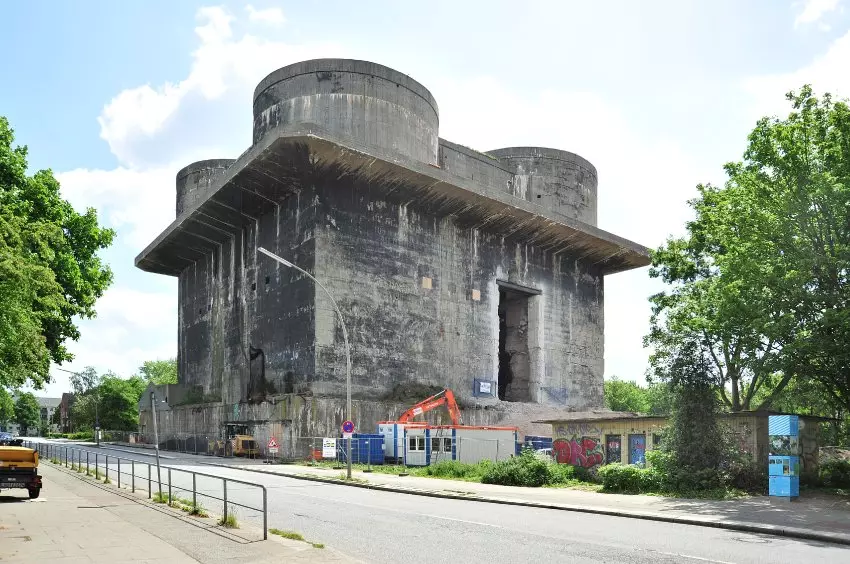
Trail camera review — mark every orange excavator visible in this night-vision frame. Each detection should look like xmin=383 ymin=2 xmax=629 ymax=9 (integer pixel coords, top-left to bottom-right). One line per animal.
xmin=397 ymin=389 xmax=462 ymax=425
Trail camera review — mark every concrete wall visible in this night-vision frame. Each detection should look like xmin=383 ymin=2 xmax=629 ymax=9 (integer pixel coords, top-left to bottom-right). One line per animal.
xmin=253 ymin=59 xmax=440 ymax=165
xmin=310 ymin=174 xmax=605 ymax=408
xmin=177 ymin=189 xmax=319 ymax=404
xmin=175 ymin=160 xmax=235 ymax=216
xmin=487 ymin=147 xmax=598 ymax=226
xmin=138 ymin=395 xmax=541 ymax=460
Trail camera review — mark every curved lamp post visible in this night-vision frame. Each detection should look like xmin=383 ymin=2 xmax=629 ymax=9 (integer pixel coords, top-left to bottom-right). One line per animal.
xmin=257 ymin=247 xmax=353 ymax=480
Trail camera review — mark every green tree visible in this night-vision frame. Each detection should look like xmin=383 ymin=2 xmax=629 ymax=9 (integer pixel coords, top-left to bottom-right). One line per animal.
xmin=14 ymin=392 xmax=40 ymax=435
xmin=138 ymin=359 xmax=178 ymax=385
xmin=604 ymin=376 xmax=649 ymax=413
xmin=0 ymin=117 xmax=114 ymax=389
xmin=647 ymin=86 xmax=850 ymax=412
xmin=657 ymin=340 xmax=726 ymax=489
xmin=71 ymin=371 xmax=146 ymax=431
xmin=645 ymin=383 xmax=675 ymax=416
xmin=0 ymin=387 xmax=14 ymax=428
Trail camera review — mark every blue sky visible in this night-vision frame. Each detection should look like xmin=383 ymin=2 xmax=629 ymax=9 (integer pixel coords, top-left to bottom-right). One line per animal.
xmin=3 ymin=0 xmax=849 ymax=397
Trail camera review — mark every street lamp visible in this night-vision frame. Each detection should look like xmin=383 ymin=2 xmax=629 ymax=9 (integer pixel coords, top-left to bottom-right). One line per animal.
xmin=257 ymin=247 xmax=353 ymax=480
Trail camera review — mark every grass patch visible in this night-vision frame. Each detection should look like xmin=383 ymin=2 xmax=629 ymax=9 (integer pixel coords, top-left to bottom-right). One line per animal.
xmin=336 ymin=473 xmax=368 ymax=483
xmin=152 ymin=491 xmax=170 ymax=504
xmin=103 ymin=476 xmax=111 ymax=485
xmin=218 ymin=510 xmax=238 ymax=529
xmin=269 ymin=528 xmax=325 ymax=549
xmin=270 ymin=528 xmax=304 ymax=541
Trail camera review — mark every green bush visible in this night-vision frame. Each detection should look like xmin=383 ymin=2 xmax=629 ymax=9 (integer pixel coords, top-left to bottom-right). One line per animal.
xmin=819 ymin=459 xmax=850 ymax=488
xmin=482 ymin=450 xmax=550 ymax=487
xmin=546 ymin=462 xmax=577 ymax=484
xmin=598 ymin=463 xmax=664 ymax=493
xmin=422 ymin=460 xmax=492 ymax=480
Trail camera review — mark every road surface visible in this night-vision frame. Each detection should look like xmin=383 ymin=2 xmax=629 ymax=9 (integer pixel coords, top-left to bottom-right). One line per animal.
xmin=33 ymin=441 xmax=850 ymax=564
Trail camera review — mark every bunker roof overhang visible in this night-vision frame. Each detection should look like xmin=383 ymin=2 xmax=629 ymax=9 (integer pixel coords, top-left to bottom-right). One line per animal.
xmin=135 ymin=123 xmax=651 ymax=276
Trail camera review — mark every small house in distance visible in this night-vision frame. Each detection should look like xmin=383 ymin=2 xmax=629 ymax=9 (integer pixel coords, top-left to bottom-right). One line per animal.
xmin=535 ymin=410 xmax=828 ymax=479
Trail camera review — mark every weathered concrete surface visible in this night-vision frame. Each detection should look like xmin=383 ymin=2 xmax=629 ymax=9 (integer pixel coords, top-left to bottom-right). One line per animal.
xmin=135 ymin=59 xmax=650 ymax=442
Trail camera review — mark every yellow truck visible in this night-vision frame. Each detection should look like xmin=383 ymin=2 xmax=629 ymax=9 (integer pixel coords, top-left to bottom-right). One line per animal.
xmin=0 ymin=445 xmax=43 ymax=499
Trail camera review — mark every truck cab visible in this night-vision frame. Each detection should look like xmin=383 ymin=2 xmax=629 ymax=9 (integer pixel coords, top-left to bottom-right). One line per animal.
xmin=0 ymin=445 xmax=42 ymax=499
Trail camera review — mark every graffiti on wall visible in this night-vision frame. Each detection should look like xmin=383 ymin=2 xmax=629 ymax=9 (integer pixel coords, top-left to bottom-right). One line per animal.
xmin=554 ymin=423 xmax=602 ymax=438
xmin=553 ymin=436 xmax=604 ymax=468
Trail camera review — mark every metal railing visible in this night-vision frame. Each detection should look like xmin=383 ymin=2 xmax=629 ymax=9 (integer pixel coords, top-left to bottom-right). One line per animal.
xmin=26 ymin=441 xmax=268 ymax=540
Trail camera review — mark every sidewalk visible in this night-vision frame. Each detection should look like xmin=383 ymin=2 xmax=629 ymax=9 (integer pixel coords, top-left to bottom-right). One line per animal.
xmin=217 ymin=459 xmax=850 ymax=545
xmin=0 ymin=464 xmax=356 ymax=563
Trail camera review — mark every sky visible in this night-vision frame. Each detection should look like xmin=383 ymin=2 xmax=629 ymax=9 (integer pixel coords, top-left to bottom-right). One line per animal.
xmin=2 ymin=0 xmax=849 ymax=397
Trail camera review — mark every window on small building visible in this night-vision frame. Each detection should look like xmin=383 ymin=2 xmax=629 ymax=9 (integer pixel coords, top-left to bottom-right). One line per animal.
xmin=443 ymin=438 xmax=452 ymax=452
xmin=408 ymin=436 xmax=425 ymax=451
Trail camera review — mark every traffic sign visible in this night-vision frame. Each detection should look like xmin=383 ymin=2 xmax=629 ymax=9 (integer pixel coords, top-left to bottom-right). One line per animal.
xmin=342 ymin=420 xmax=355 ymax=434
xmin=268 ymin=437 xmax=279 ymax=453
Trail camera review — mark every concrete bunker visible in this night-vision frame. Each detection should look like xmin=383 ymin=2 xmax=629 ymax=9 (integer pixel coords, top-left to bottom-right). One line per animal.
xmin=135 ymin=58 xmax=652 ymax=456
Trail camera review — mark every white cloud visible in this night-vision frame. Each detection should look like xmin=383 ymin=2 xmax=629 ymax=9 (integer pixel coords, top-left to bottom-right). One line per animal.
xmin=58 ymin=166 xmax=176 ymax=250
xmin=744 ymin=28 xmax=850 ymax=120
xmin=794 ymin=0 xmax=841 ymax=28
xmin=246 ymin=4 xmax=286 ymax=25
xmin=97 ymin=6 xmax=340 ymax=168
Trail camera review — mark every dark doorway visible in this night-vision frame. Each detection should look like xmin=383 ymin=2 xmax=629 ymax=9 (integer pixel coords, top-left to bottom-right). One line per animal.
xmin=497 ymin=285 xmax=532 ymax=402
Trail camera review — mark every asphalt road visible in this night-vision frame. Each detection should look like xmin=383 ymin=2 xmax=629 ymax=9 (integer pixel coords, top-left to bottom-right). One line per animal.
xmin=32 ymin=441 xmax=850 ymax=564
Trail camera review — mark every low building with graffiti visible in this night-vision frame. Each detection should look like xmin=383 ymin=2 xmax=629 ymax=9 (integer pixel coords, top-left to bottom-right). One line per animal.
xmin=536 ymin=411 xmax=827 ymax=478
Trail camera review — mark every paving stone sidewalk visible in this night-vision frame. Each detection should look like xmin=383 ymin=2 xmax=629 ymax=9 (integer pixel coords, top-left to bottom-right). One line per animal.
xmin=0 ymin=463 xmax=356 ymax=563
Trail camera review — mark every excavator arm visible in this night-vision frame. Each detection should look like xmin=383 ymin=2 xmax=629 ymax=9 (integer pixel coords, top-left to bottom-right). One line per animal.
xmin=397 ymin=389 xmax=461 ymax=425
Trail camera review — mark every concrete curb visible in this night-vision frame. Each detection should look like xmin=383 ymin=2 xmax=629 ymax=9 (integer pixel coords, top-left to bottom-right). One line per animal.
xmin=204 ymin=462 xmax=850 ymax=547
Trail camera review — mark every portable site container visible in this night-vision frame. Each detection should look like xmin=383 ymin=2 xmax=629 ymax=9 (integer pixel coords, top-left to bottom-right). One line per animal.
xmin=340 ymin=434 xmax=385 ymax=465
xmin=377 ymin=422 xmax=426 ymax=462
xmin=402 ymin=425 xmax=519 ymax=467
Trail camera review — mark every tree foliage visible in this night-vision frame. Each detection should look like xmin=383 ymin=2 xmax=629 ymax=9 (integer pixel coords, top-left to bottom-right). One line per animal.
xmin=138 ymin=359 xmax=177 ymax=385
xmin=14 ymin=392 xmax=40 ymax=435
xmin=0 ymin=116 xmax=114 ymax=389
xmin=604 ymin=376 xmax=674 ymax=415
xmin=647 ymin=86 xmax=850 ymax=412
xmin=70 ymin=367 xmax=146 ymax=431
xmin=0 ymin=387 xmax=14 ymax=427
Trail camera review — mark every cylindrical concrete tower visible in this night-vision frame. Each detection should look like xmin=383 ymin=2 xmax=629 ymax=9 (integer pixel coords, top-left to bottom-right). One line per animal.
xmin=487 ymin=147 xmax=598 ymax=226
xmin=252 ymin=59 xmax=440 ymax=166
xmin=176 ymin=159 xmax=235 ymax=216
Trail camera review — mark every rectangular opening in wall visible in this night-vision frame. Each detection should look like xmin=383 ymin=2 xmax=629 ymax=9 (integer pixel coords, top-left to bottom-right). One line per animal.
xmin=497 ymin=281 xmax=538 ymax=402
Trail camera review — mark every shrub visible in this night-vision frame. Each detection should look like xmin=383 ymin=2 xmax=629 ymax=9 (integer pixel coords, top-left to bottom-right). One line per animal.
xmin=546 ymin=463 xmax=576 ymax=485
xmin=422 ymin=460 xmax=491 ymax=480
xmin=598 ymin=463 xmax=664 ymax=493
xmin=819 ymin=459 xmax=850 ymax=488
xmin=726 ymin=460 xmax=767 ymax=493
xmin=482 ymin=449 xmax=550 ymax=487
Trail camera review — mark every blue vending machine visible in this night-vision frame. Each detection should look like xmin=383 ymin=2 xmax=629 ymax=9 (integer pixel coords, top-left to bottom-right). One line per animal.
xmin=768 ymin=415 xmax=800 ymax=501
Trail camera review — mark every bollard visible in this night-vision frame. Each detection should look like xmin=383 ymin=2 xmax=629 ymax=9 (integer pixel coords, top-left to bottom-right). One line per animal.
xmin=118 ymin=458 xmax=121 ymax=488
xmin=106 ymin=456 xmax=109 ymax=481
xmin=263 ymin=487 xmax=268 ymax=540
xmin=223 ymin=480 xmax=228 ymax=522
xmin=132 ymin=460 xmax=135 ymax=493
xmin=148 ymin=465 xmax=152 ymax=498
xmin=364 ymin=439 xmax=373 ymax=473
xmin=192 ymin=473 xmax=197 ymax=509
xmin=168 ymin=468 xmax=172 ymax=503
xmin=87 ymin=451 xmax=90 ymax=474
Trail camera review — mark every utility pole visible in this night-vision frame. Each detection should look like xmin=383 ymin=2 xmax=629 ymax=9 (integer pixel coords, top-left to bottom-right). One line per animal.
xmin=150 ymin=392 xmax=163 ymax=499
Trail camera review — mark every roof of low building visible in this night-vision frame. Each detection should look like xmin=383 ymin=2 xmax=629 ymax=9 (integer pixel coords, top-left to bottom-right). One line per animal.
xmin=533 ymin=410 xmax=834 ymax=424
